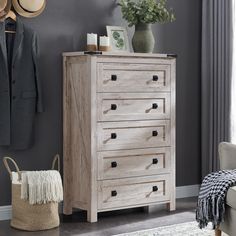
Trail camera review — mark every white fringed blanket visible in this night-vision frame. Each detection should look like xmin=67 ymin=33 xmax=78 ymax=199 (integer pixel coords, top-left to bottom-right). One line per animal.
xmin=21 ymin=170 xmax=63 ymax=205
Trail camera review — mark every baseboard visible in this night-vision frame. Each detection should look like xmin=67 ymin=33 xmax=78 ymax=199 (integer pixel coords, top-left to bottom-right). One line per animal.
xmin=0 ymin=184 xmax=199 ymax=221
xmin=176 ymin=184 xmax=200 ymax=199
xmin=0 ymin=205 xmax=11 ymax=221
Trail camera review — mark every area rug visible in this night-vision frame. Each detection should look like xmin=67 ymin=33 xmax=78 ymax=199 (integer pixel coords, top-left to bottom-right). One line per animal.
xmin=114 ymin=221 xmax=228 ymax=236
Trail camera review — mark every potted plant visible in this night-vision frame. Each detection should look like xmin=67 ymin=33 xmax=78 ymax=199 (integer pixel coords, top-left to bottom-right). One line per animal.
xmin=119 ymin=0 xmax=175 ymax=53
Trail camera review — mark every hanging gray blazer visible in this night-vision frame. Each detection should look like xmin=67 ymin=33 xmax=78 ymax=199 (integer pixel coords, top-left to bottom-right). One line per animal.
xmin=0 ymin=19 xmax=43 ymax=150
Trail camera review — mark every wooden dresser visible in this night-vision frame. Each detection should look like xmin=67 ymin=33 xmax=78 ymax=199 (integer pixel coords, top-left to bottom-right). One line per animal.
xmin=63 ymin=52 xmax=176 ymax=222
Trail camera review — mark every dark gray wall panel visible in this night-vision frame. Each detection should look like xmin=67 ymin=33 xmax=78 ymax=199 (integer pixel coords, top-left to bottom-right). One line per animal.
xmin=154 ymin=0 xmax=202 ymax=187
xmin=0 ymin=0 xmax=201 ymax=205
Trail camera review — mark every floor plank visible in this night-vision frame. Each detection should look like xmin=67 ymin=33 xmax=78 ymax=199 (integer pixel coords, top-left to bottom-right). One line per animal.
xmin=0 ymin=197 xmax=197 ymax=236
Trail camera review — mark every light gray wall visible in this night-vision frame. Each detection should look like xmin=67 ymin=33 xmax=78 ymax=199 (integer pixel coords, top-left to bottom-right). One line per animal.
xmin=0 ymin=0 xmax=201 ymax=206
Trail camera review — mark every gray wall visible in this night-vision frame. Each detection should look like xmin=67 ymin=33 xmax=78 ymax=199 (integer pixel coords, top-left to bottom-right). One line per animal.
xmin=0 ymin=0 xmax=201 ymax=206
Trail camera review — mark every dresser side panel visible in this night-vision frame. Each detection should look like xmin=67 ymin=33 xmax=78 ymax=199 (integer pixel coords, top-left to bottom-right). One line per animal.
xmin=63 ymin=56 xmax=73 ymax=214
xmin=88 ymin=56 xmax=98 ymax=222
xmin=169 ymin=58 xmax=176 ymax=211
xmin=63 ymin=56 xmax=92 ymax=212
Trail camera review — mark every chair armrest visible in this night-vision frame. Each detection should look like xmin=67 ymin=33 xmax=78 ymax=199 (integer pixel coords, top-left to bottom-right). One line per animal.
xmin=219 ymin=142 xmax=236 ymax=170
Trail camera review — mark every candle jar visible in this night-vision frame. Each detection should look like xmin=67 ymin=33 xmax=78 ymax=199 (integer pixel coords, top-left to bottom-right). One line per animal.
xmin=87 ymin=33 xmax=98 ymax=51
xmin=99 ymin=36 xmax=110 ymax=51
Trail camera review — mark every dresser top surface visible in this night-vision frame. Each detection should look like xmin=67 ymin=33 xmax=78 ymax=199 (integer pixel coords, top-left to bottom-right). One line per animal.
xmin=63 ymin=51 xmax=177 ymax=59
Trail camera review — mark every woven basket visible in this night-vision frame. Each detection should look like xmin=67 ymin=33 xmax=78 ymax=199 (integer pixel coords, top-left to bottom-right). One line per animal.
xmin=3 ymin=155 xmax=61 ymax=231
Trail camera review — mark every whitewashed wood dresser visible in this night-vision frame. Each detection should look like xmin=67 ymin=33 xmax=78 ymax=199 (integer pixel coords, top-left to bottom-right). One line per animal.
xmin=63 ymin=52 xmax=176 ymax=222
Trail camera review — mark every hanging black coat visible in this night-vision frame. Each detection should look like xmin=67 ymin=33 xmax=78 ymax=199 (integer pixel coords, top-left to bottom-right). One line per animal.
xmin=0 ymin=19 xmax=43 ymax=150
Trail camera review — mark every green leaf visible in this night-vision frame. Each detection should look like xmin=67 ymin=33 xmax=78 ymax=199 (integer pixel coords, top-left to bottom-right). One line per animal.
xmin=119 ymin=0 xmax=176 ymax=26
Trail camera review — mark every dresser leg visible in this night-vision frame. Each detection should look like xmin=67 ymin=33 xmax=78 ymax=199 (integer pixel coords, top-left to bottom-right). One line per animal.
xmin=167 ymin=200 xmax=176 ymax=211
xmin=87 ymin=210 xmax=98 ymax=223
xmin=63 ymin=201 xmax=73 ymax=215
xmin=143 ymin=206 xmax=150 ymax=213
xmin=143 ymin=205 xmax=165 ymax=213
xmin=215 ymin=228 xmax=222 ymax=236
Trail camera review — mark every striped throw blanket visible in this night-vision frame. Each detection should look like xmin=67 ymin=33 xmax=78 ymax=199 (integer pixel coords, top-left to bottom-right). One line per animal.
xmin=21 ymin=170 xmax=63 ymax=205
xmin=196 ymin=170 xmax=236 ymax=229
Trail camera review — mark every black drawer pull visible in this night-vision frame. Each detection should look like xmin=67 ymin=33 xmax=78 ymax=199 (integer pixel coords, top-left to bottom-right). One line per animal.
xmin=111 ymin=190 xmax=117 ymax=197
xmin=152 ymin=158 xmax=158 ymax=164
xmin=111 ymin=75 xmax=117 ymax=81
xmin=111 ymin=161 xmax=117 ymax=168
xmin=152 ymin=103 xmax=158 ymax=109
xmin=153 ymin=75 xmax=159 ymax=81
xmin=111 ymin=104 xmax=117 ymax=110
xmin=152 ymin=131 xmax=158 ymax=137
xmin=153 ymin=186 xmax=158 ymax=192
xmin=111 ymin=133 xmax=117 ymax=139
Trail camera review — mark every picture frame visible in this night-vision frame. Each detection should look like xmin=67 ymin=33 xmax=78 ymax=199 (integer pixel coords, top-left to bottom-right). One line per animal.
xmin=106 ymin=26 xmax=130 ymax=52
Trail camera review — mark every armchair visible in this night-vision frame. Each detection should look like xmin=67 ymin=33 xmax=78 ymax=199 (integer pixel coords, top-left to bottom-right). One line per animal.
xmin=216 ymin=142 xmax=236 ymax=236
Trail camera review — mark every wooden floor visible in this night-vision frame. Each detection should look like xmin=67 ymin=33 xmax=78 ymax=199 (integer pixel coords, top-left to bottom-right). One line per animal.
xmin=0 ymin=197 xmax=197 ymax=236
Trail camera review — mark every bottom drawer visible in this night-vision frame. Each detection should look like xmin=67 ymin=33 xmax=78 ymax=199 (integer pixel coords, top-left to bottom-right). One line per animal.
xmin=98 ymin=175 xmax=170 ymax=210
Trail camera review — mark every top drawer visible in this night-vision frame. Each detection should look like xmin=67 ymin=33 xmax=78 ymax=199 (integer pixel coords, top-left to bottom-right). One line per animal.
xmin=97 ymin=63 xmax=171 ymax=93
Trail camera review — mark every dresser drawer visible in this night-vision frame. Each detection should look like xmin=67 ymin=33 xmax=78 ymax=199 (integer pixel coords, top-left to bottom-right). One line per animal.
xmin=97 ymin=93 xmax=170 ymax=121
xmin=97 ymin=120 xmax=170 ymax=151
xmin=98 ymin=175 xmax=170 ymax=210
xmin=97 ymin=148 xmax=171 ymax=180
xmin=97 ymin=63 xmax=171 ymax=92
